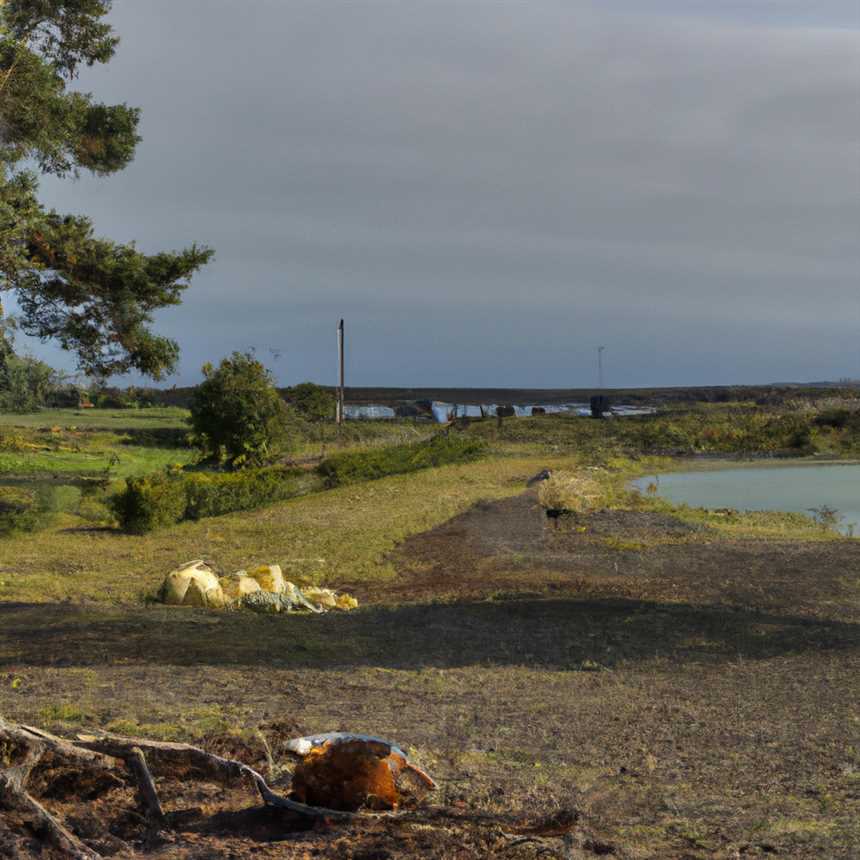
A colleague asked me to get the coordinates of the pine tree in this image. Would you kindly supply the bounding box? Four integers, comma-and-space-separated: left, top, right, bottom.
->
0, 1, 212, 379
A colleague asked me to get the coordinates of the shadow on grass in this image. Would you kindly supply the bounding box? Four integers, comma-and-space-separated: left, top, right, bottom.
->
0, 597, 856, 672
118, 427, 190, 448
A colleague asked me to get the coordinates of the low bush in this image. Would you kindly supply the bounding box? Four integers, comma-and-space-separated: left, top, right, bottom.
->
110, 465, 306, 533
112, 434, 485, 533
183, 467, 305, 520
109, 472, 188, 534
813, 408, 860, 431
91, 385, 159, 409
0, 486, 56, 535
317, 433, 487, 487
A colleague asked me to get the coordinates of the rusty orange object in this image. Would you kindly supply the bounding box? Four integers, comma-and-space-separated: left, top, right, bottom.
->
287, 733, 436, 812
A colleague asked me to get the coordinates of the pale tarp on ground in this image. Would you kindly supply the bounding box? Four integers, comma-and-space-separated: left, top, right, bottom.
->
431, 402, 454, 423
432, 403, 489, 421
424, 400, 654, 423
612, 405, 657, 416
454, 404, 484, 419
541, 403, 587, 414
344, 405, 396, 420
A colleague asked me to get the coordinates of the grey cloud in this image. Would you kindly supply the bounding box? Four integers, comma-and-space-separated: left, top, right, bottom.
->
15, 0, 859, 388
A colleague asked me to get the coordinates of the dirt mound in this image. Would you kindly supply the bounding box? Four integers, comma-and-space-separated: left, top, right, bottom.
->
376, 490, 860, 618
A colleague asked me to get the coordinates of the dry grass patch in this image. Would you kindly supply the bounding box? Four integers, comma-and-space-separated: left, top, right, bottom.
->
537, 469, 604, 513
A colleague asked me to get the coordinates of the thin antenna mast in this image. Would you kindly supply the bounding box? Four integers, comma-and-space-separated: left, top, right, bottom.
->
597, 345, 605, 389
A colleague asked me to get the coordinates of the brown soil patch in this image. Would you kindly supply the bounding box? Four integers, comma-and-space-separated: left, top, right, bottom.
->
379, 491, 860, 621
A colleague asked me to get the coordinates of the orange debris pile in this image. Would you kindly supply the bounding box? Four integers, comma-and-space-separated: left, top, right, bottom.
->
290, 739, 402, 811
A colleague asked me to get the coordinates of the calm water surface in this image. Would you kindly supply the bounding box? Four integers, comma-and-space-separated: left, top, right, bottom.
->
633, 464, 860, 535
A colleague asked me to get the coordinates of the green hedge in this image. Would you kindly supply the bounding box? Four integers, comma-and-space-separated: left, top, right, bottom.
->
109, 473, 190, 534
110, 466, 305, 534
184, 468, 304, 520
0, 486, 52, 535
111, 434, 487, 534
317, 433, 488, 487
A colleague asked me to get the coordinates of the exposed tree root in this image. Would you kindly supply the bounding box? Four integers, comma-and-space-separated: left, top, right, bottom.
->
71, 728, 379, 819
0, 717, 421, 858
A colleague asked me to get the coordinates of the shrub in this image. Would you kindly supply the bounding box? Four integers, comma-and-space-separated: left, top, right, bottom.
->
110, 465, 307, 533
317, 433, 487, 487
189, 352, 296, 467
760, 414, 813, 451
183, 467, 304, 520
0, 485, 62, 535
287, 382, 336, 423
90, 385, 159, 409
109, 473, 188, 534
0, 486, 42, 534
814, 408, 859, 430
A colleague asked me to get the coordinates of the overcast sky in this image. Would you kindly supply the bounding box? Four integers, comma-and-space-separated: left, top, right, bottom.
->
14, 0, 860, 389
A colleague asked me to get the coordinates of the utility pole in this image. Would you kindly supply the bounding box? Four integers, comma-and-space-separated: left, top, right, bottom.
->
597, 345, 605, 389
336, 319, 345, 425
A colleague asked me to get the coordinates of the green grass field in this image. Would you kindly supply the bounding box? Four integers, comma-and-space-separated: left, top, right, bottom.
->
0, 406, 191, 429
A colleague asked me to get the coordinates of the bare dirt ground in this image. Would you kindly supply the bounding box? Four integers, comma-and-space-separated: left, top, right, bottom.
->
1, 491, 858, 858
379, 492, 860, 621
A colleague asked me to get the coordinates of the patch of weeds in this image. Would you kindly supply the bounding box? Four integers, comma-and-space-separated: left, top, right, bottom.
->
768, 818, 835, 836
104, 718, 142, 736
668, 819, 716, 850
600, 536, 650, 552
76, 494, 113, 525
0, 485, 56, 536
807, 504, 844, 533
483, 589, 548, 602
182, 704, 239, 736
580, 659, 609, 672
38, 701, 94, 725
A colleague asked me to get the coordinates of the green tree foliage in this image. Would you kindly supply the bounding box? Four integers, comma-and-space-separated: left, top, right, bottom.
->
0, 352, 56, 411
0, 297, 56, 411
0, 1, 212, 378
287, 381, 335, 423
189, 352, 295, 468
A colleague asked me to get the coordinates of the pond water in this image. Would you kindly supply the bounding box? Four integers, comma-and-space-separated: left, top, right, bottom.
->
632, 464, 860, 535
